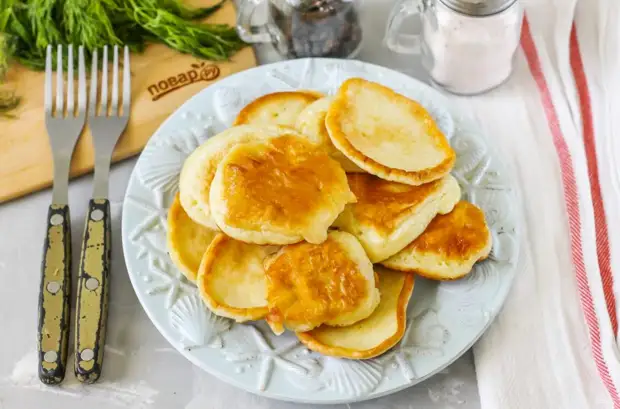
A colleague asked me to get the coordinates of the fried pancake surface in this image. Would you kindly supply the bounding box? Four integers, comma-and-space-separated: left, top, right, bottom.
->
234, 91, 322, 128
382, 201, 492, 280
295, 97, 364, 172
325, 78, 455, 185
209, 135, 356, 245
167, 193, 217, 282
298, 267, 414, 359
264, 231, 380, 334
197, 234, 276, 322
179, 125, 304, 229
334, 173, 461, 262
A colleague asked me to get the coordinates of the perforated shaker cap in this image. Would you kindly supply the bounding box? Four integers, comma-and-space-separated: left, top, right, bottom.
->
440, 0, 517, 16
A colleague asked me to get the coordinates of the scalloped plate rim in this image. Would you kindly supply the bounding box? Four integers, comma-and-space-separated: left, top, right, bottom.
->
121, 58, 521, 404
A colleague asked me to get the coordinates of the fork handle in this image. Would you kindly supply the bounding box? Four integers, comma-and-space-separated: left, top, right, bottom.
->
74, 199, 111, 383
38, 204, 72, 385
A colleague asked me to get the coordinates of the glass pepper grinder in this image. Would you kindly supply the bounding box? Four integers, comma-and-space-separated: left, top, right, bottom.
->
237, 0, 364, 59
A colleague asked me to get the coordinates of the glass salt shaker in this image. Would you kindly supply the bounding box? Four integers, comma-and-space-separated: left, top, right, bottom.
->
384, 0, 523, 95
237, 0, 364, 59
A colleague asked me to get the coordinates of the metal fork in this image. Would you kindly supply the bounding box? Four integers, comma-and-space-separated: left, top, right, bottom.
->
74, 45, 130, 384
38, 45, 87, 385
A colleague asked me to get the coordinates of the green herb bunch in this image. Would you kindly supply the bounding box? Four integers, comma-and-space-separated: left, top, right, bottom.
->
0, 32, 20, 117
0, 0, 246, 70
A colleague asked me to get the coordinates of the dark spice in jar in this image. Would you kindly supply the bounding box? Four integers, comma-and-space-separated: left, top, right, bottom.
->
269, 0, 362, 58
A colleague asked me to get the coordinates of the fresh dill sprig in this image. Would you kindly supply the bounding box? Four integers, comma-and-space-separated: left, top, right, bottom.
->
0, 0, 245, 70
0, 0, 243, 116
64, 0, 122, 50
0, 32, 20, 117
159, 0, 226, 19
125, 0, 244, 61
0, 34, 10, 78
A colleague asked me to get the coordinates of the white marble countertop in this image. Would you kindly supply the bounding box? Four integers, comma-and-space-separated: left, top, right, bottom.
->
0, 1, 481, 407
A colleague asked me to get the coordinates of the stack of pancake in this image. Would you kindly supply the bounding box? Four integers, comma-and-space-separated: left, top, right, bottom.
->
167, 78, 492, 360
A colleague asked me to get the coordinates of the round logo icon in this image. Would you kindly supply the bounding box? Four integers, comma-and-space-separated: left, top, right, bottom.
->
201, 64, 220, 81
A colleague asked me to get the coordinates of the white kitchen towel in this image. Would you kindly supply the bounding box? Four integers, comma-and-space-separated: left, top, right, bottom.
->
463, 0, 620, 407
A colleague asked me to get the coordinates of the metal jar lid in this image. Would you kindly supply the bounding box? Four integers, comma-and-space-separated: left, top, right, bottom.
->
440, 0, 517, 16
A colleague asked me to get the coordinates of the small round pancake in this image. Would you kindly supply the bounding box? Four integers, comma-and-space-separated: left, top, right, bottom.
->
334, 173, 461, 262
167, 193, 218, 282
264, 231, 380, 334
298, 267, 414, 359
295, 97, 364, 173
209, 135, 356, 245
382, 201, 492, 280
179, 125, 293, 229
234, 91, 323, 127
197, 234, 277, 322
325, 78, 456, 185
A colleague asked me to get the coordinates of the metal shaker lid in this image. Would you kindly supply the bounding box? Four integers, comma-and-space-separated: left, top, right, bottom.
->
440, 0, 517, 16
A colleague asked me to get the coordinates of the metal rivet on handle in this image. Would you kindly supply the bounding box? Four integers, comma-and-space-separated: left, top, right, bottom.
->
46, 281, 61, 294
50, 214, 64, 225
43, 350, 58, 363
80, 348, 95, 361
85, 277, 99, 291
91, 209, 104, 221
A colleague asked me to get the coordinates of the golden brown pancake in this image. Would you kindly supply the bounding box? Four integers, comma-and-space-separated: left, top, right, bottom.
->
264, 231, 380, 334
298, 267, 414, 359
382, 201, 492, 280
197, 234, 277, 322
325, 78, 455, 185
167, 193, 218, 282
295, 97, 364, 172
209, 135, 356, 245
234, 91, 323, 127
333, 173, 461, 262
179, 125, 291, 229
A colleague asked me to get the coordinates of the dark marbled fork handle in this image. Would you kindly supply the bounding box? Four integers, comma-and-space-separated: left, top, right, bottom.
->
74, 199, 111, 383
38, 205, 72, 385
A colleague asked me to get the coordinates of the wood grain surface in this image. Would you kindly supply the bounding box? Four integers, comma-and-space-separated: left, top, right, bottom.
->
0, 0, 256, 203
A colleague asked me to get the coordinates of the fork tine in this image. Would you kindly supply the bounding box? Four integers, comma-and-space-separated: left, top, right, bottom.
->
67, 45, 74, 117
89, 49, 98, 117
78, 46, 87, 114
122, 46, 131, 117
111, 45, 119, 115
101, 46, 108, 117
56, 45, 64, 117
45, 45, 52, 114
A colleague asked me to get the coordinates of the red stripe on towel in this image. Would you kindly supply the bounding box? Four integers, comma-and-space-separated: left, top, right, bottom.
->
521, 16, 620, 408
569, 24, 618, 336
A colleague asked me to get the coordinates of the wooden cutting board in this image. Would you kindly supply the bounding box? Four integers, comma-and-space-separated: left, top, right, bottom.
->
0, 0, 256, 204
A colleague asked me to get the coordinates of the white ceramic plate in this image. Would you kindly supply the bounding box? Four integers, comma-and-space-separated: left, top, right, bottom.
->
121, 59, 520, 404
